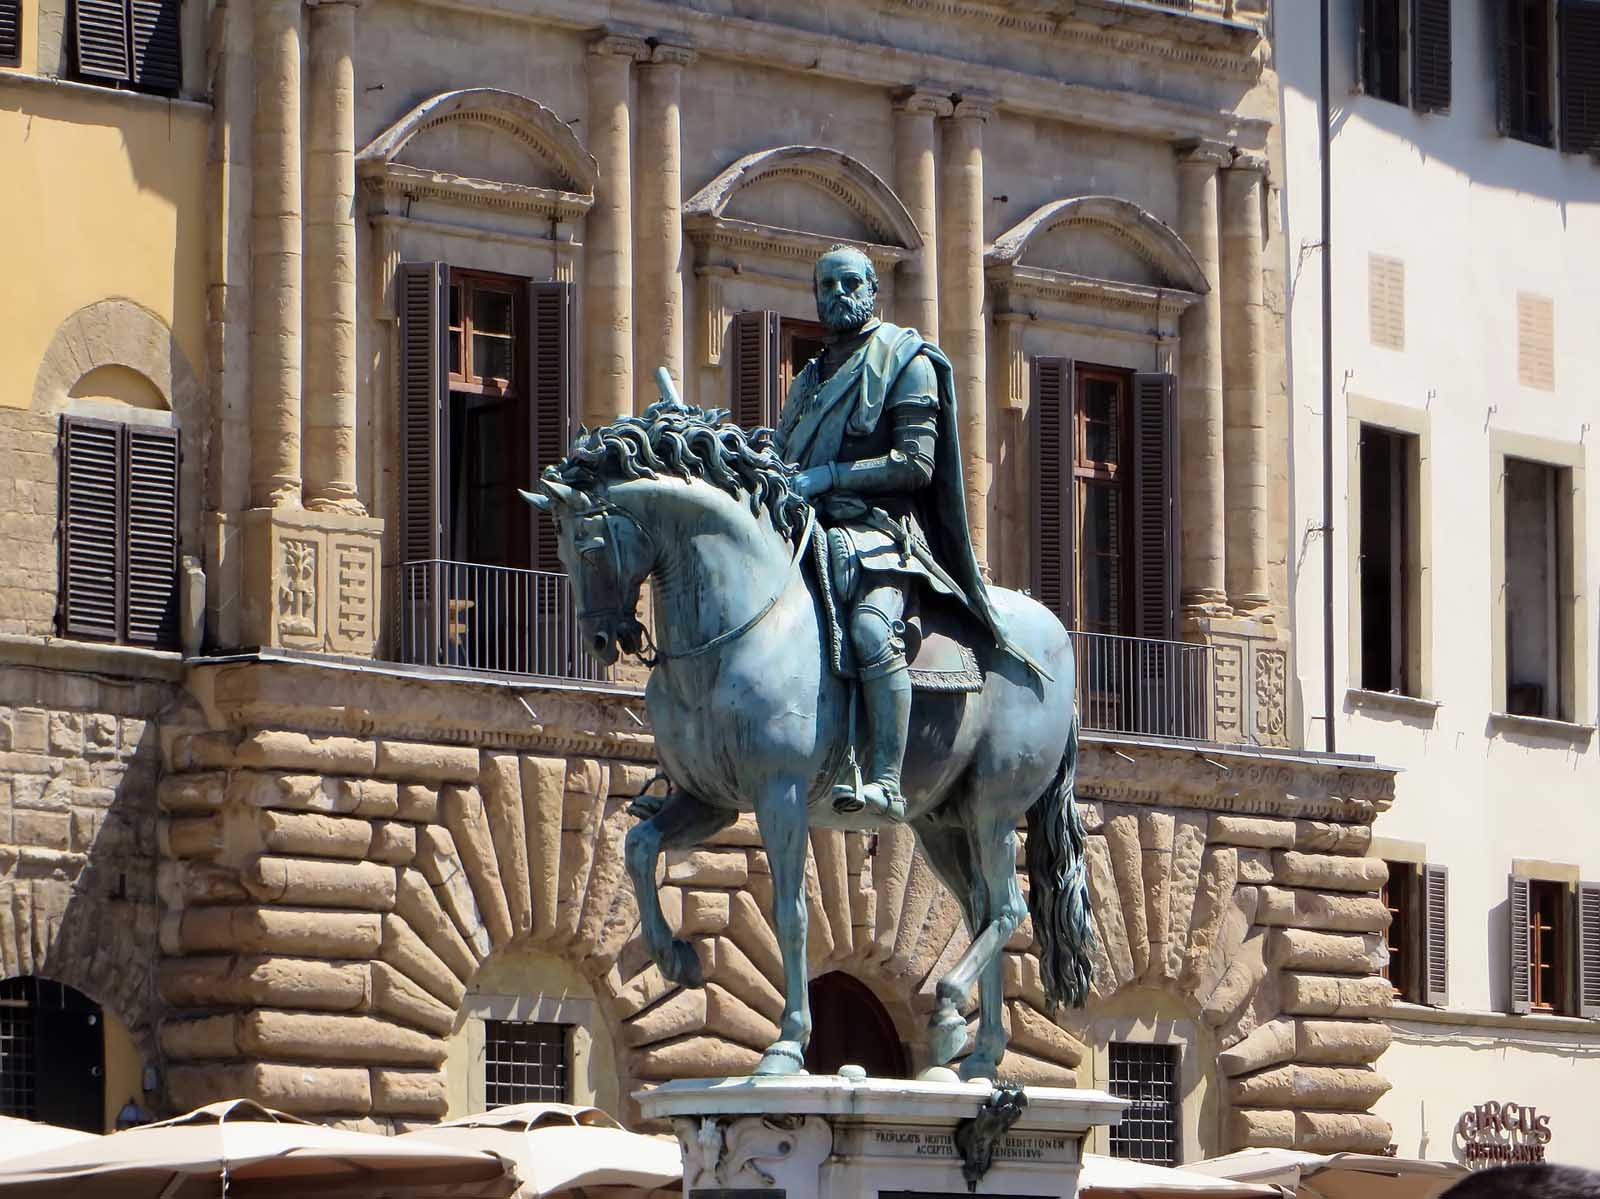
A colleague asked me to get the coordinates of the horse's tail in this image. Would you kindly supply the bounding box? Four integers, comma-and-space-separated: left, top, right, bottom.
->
1024, 714, 1095, 1009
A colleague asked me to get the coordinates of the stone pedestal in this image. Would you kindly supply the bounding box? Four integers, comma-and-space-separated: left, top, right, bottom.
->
641, 1074, 1125, 1199
239, 506, 384, 654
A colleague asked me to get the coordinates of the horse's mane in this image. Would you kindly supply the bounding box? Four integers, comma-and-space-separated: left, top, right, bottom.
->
549, 399, 808, 540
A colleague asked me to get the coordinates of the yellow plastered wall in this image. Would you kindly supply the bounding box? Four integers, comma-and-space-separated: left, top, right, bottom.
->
0, 82, 208, 409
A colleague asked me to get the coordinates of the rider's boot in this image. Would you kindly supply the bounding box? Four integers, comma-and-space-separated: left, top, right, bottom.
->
832, 661, 911, 822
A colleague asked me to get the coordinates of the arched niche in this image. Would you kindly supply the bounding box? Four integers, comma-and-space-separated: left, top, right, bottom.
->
31, 298, 205, 554
804, 971, 910, 1078
684, 146, 919, 367
986, 197, 1207, 410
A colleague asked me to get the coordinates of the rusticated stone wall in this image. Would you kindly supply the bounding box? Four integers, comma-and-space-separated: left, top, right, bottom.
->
139, 656, 1397, 1152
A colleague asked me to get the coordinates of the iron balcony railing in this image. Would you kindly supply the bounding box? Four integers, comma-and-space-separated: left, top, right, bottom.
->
1070, 630, 1216, 743
392, 559, 606, 682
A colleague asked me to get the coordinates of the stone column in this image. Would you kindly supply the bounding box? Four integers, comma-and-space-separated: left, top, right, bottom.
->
634, 42, 695, 411
1222, 153, 1270, 615
939, 96, 994, 568
303, 0, 364, 513
250, 0, 304, 508
584, 33, 645, 430
1175, 139, 1231, 615
893, 88, 950, 338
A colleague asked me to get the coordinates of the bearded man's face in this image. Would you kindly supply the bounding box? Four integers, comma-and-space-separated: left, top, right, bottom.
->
814, 251, 878, 333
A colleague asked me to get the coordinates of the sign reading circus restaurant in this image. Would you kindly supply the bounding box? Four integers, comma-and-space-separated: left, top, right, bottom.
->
1456, 1102, 1553, 1167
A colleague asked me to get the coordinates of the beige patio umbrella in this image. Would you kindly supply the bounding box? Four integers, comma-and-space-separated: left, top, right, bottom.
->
1186, 1148, 1467, 1199
0, 1099, 515, 1199
1078, 1154, 1284, 1197
0, 1116, 98, 1158
399, 1103, 681, 1197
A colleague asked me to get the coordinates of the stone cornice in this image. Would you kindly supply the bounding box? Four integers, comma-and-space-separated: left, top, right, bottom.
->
989, 266, 1201, 320
646, 41, 698, 67
411, 0, 1270, 148
1078, 735, 1397, 823
686, 218, 912, 275
360, 165, 594, 222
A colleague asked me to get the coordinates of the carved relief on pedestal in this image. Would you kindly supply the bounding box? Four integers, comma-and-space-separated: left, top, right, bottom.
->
329, 537, 378, 654
676, 1114, 833, 1193
278, 538, 321, 640
1212, 641, 1244, 743
1253, 647, 1288, 746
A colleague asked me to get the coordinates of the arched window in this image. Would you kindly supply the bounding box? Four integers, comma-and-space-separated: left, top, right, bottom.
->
0, 977, 105, 1132
803, 972, 907, 1079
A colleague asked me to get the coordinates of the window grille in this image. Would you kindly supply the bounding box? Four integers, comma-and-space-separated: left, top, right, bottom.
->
483, 1020, 569, 1107
0, 979, 36, 1120
1108, 1042, 1180, 1166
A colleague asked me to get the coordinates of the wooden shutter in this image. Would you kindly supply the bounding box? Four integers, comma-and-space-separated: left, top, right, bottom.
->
528, 279, 574, 574
1577, 881, 1600, 1018
1560, 0, 1600, 154
1411, 0, 1452, 113
0, 0, 21, 67
1510, 874, 1533, 1014
730, 310, 780, 432
59, 416, 124, 641
398, 262, 449, 568
1496, 0, 1521, 136
1131, 372, 1179, 642
73, 0, 130, 82
1421, 863, 1449, 1006
130, 0, 180, 92
1031, 357, 1074, 628
123, 424, 179, 647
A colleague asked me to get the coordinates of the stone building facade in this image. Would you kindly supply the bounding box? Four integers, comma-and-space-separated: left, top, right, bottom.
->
1, 0, 1408, 1163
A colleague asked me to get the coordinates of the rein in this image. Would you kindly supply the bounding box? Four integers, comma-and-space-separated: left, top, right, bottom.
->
591, 502, 816, 666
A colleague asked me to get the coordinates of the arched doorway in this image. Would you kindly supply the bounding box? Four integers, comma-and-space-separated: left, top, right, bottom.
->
0, 977, 105, 1131
803, 972, 908, 1079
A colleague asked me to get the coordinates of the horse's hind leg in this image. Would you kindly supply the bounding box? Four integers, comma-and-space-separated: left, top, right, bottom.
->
914, 818, 983, 1071
932, 815, 1027, 1080
624, 789, 734, 988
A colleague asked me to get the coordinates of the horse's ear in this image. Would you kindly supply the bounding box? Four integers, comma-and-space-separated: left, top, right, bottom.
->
519, 488, 552, 512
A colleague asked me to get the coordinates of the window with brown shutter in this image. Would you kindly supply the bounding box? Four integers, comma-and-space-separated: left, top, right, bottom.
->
1030, 356, 1074, 628
1357, 0, 1406, 104
71, 0, 180, 94
1411, 0, 1452, 112
1560, 0, 1600, 154
0, 0, 21, 67
1577, 881, 1600, 1018
527, 280, 574, 574
58, 416, 179, 648
730, 310, 781, 433
1381, 860, 1417, 1000
1131, 372, 1179, 644
399, 262, 449, 574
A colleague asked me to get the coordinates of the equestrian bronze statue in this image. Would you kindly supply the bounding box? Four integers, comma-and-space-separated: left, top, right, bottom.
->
524, 247, 1093, 1080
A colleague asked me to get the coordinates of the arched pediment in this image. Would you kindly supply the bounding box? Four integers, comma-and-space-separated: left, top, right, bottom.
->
988, 196, 1208, 294
685, 145, 921, 266
358, 89, 597, 220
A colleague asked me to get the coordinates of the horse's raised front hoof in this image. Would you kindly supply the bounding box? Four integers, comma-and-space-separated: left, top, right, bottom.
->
926, 1005, 969, 1067
753, 1040, 806, 1076
659, 937, 704, 989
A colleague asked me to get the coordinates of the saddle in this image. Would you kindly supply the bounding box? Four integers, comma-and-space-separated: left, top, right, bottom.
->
806, 521, 984, 694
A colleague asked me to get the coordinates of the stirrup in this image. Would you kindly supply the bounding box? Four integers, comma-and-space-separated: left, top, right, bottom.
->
831, 779, 905, 821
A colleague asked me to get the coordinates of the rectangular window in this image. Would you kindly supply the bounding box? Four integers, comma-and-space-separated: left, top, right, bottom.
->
72, 0, 181, 94
1360, 0, 1408, 104
0, 977, 105, 1132
780, 318, 827, 401
1562, 0, 1600, 154
1529, 879, 1567, 1012
1358, 426, 1419, 695
1503, 457, 1571, 720
1108, 1042, 1180, 1166
1075, 368, 1132, 638
1500, 0, 1556, 144
1381, 861, 1448, 1005
58, 416, 180, 649
482, 1020, 570, 1107
1382, 861, 1418, 999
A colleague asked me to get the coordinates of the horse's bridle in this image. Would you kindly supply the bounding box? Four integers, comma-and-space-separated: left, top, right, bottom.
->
573, 500, 815, 667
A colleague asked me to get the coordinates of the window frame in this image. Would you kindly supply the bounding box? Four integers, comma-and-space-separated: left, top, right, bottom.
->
0, 0, 20, 68
1356, 424, 1419, 696
481, 1018, 571, 1108
1073, 364, 1135, 638
778, 317, 828, 400
1504, 0, 1558, 146
1360, 0, 1410, 106
70, 0, 182, 96
1528, 878, 1568, 1012
1501, 455, 1574, 721
448, 269, 524, 401
1382, 860, 1420, 1001
1106, 1041, 1181, 1167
